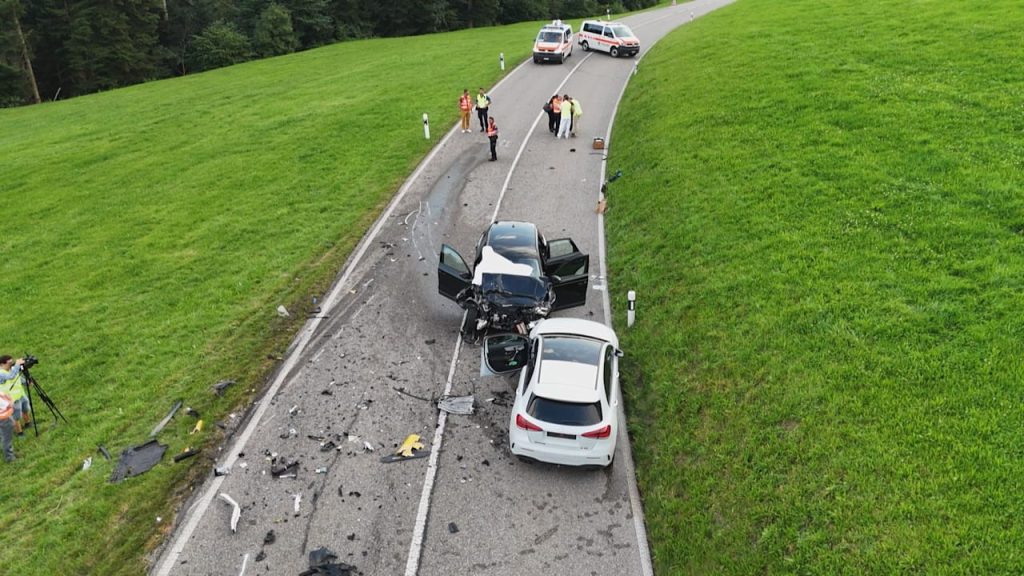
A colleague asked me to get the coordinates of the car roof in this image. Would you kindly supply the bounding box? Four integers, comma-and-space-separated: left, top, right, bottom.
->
486, 221, 539, 260
532, 318, 619, 348
534, 360, 600, 404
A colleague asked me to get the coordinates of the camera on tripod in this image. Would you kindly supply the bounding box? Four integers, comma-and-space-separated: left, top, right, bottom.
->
18, 354, 67, 435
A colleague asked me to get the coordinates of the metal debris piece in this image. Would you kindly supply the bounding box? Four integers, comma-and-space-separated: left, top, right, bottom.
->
362, 441, 374, 453
214, 465, 231, 477
299, 547, 356, 576
393, 386, 432, 402
173, 448, 200, 463
238, 552, 249, 576
218, 493, 241, 533
271, 460, 299, 478
82, 457, 92, 471
380, 434, 430, 464
277, 305, 290, 318
149, 400, 183, 438
212, 380, 236, 395
437, 395, 474, 415
289, 405, 299, 414
110, 440, 168, 483
293, 493, 302, 515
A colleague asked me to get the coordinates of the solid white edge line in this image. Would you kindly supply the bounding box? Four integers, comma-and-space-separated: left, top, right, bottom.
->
155, 78, 469, 576
595, 5, 702, 576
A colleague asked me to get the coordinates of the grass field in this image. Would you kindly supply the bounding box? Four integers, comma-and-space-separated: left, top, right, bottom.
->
606, 0, 1024, 573
0, 21, 553, 575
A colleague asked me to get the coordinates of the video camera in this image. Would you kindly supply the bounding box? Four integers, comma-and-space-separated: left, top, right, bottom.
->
22, 354, 38, 370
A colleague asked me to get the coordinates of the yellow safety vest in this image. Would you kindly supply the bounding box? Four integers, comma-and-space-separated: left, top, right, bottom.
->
476, 93, 490, 109
0, 369, 26, 401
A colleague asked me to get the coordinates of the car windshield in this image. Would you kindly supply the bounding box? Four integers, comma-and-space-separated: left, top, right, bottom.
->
528, 395, 602, 426
611, 25, 633, 38
480, 273, 548, 299
540, 336, 603, 366
538, 31, 561, 42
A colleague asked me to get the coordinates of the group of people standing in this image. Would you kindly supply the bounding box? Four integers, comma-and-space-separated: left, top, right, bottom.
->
459, 87, 500, 161
0, 355, 32, 463
544, 94, 582, 139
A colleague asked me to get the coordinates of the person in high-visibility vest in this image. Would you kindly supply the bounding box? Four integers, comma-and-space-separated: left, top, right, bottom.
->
487, 117, 499, 161
458, 89, 473, 133
0, 391, 16, 462
0, 356, 30, 435
557, 94, 573, 139
475, 88, 492, 132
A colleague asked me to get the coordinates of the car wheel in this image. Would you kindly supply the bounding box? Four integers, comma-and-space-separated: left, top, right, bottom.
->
460, 307, 479, 339
559, 53, 565, 64
533, 56, 540, 64
581, 41, 590, 52
610, 46, 620, 58
516, 456, 533, 465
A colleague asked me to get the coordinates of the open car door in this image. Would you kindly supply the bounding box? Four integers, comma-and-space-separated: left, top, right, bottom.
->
481, 334, 530, 376
543, 238, 589, 310
438, 244, 472, 302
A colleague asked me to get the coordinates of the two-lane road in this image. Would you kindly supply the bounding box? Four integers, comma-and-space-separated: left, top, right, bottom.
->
153, 2, 734, 575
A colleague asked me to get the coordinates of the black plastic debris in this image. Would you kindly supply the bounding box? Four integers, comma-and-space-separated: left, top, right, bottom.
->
149, 400, 182, 438
264, 530, 276, 545
97, 445, 112, 461
299, 547, 355, 576
212, 380, 236, 395
424, 339, 436, 345
185, 407, 201, 418
320, 440, 337, 452
447, 522, 459, 534
255, 550, 266, 562
110, 440, 168, 483
271, 459, 299, 478
173, 448, 199, 463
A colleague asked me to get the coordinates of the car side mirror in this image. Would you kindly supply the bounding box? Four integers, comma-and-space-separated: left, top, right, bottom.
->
615, 349, 625, 358
549, 275, 562, 283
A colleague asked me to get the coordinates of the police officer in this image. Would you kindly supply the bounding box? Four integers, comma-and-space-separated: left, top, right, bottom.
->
0, 356, 30, 435
475, 88, 491, 132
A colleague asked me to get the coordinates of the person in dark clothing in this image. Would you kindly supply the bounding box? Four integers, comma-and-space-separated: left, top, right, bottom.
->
487, 117, 499, 161
545, 95, 561, 134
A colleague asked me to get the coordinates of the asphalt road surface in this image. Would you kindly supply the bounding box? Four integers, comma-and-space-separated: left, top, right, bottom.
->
153, 2, 733, 575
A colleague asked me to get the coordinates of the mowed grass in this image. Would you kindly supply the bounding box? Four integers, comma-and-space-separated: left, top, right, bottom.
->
607, 0, 1024, 573
0, 22, 546, 575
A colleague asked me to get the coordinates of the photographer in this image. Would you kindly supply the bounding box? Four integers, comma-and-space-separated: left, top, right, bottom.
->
0, 356, 31, 435
0, 390, 14, 461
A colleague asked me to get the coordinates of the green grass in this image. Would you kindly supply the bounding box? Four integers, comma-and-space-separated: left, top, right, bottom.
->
0, 21, 554, 575
607, 0, 1024, 573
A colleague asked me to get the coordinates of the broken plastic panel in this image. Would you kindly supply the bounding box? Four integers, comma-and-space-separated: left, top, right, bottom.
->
109, 440, 168, 483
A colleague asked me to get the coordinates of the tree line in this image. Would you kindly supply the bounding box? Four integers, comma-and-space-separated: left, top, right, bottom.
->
0, 0, 657, 106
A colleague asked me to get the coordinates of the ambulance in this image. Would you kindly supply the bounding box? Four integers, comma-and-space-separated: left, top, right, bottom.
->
533, 20, 574, 64
577, 20, 640, 58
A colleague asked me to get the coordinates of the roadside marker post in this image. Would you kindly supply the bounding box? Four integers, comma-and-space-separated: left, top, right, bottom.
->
500, 52, 505, 71
627, 290, 636, 328
422, 113, 430, 139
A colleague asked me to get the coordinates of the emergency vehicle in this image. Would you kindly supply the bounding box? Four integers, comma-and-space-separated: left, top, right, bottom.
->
533, 20, 574, 64
577, 20, 640, 58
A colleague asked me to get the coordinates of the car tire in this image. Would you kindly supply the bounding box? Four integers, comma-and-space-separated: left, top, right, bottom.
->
610, 46, 620, 58
533, 56, 540, 64
559, 53, 564, 64
581, 40, 590, 52
460, 307, 479, 339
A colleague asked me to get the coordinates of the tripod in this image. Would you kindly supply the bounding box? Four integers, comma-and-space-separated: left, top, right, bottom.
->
23, 367, 68, 436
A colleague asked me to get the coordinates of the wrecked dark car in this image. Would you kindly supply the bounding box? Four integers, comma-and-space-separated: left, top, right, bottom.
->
438, 221, 589, 338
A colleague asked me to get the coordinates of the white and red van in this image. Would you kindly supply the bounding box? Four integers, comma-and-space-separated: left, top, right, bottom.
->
577, 20, 640, 58
533, 20, 574, 64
